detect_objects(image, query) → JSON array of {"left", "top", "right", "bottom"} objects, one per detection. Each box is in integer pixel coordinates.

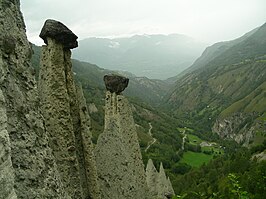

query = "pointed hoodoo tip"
[
  {"left": 160, "top": 162, "right": 164, "bottom": 169},
  {"left": 39, "top": 19, "right": 78, "bottom": 49},
  {"left": 104, "top": 74, "right": 129, "bottom": 94}
]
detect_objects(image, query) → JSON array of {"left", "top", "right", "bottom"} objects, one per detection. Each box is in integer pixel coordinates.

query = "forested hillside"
[
  {"left": 164, "top": 23, "right": 266, "bottom": 198},
  {"left": 164, "top": 23, "right": 266, "bottom": 145}
]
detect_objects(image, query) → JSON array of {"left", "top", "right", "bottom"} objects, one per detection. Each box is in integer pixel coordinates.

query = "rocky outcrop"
[
  {"left": 0, "top": 1, "right": 67, "bottom": 198},
  {"left": 103, "top": 74, "right": 129, "bottom": 94},
  {"left": 38, "top": 19, "right": 100, "bottom": 198},
  {"left": 212, "top": 113, "right": 258, "bottom": 146},
  {"left": 95, "top": 88, "right": 149, "bottom": 199},
  {"left": 146, "top": 160, "right": 175, "bottom": 199},
  {"left": 252, "top": 151, "right": 266, "bottom": 162}
]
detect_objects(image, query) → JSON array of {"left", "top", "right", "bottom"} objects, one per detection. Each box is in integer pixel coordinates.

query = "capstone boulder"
[
  {"left": 103, "top": 74, "right": 129, "bottom": 94},
  {"left": 39, "top": 19, "right": 78, "bottom": 49}
]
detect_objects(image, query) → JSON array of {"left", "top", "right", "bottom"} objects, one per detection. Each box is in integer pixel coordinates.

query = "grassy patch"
[
  {"left": 221, "top": 81, "right": 266, "bottom": 117},
  {"left": 180, "top": 151, "right": 213, "bottom": 168}
]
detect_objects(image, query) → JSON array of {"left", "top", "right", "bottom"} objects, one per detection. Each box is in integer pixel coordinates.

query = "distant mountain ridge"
[{"left": 73, "top": 34, "right": 206, "bottom": 79}]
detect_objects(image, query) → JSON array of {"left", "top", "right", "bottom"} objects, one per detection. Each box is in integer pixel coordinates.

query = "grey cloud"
[{"left": 20, "top": 0, "right": 266, "bottom": 45}]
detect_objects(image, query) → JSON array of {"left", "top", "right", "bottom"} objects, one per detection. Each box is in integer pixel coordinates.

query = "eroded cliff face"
[
  {"left": 95, "top": 91, "right": 150, "bottom": 199},
  {"left": 0, "top": 1, "right": 67, "bottom": 198},
  {"left": 212, "top": 113, "right": 258, "bottom": 146},
  {"left": 0, "top": 88, "right": 17, "bottom": 199},
  {"left": 38, "top": 20, "right": 100, "bottom": 199}
]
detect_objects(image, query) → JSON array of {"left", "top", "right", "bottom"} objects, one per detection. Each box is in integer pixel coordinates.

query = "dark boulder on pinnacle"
[
  {"left": 104, "top": 74, "right": 129, "bottom": 94},
  {"left": 39, "top": 19, "right": 78, "bottom": 49}
]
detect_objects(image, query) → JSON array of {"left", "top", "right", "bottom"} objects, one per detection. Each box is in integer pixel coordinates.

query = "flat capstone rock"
[
  {"left": 104, "top": 74, "right": 129, "bottom": 94},
  {"left": 39, "top": 19, "right": 78, "bottom": 49}
]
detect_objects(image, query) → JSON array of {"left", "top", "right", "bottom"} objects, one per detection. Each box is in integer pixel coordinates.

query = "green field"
[
  {"left": 180, "top": 133, "right": 223, "bottom": 167},
  {"left": 180, "top": 151, "right": 213, "bottom": 168}
]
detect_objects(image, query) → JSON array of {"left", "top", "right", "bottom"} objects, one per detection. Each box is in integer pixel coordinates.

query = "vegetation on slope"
[
  {"left": 164, "top": 23, "right": 266, "bottom": 143},
  {"left": 173, "top": 141, "right": 266, "bottom": 199},
  {"left": 161, "top": 23, "right": 266, "bottom": 198}
]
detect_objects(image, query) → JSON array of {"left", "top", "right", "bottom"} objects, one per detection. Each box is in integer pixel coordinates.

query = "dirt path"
[
  {"left": 145, "top": 123, "right": 157, "bottom": 152},
  {"left": 181, "top": 129, "right": 187, "bottom": 150}
]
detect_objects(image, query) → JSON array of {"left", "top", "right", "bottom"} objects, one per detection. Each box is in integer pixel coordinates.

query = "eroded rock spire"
[
  {"left": 95, "top": 75, "right": 150, "bottom": 198},
  {"left": 158, "top": 163, "right": 174, "bottom": 199},
  {"left": 39, "top": 19, "right": 100, "bottom": 199},
  {"left": 146, "top": 159, "right": 159, "bottom": 198},
  {"left": 145, "top": 160, "right": 175, "bottom": 199}
]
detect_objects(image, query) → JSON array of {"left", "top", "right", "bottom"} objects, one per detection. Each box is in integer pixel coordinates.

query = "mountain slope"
[
  {"left": 164, "top": 23, "right": 266, "bottom": 145},
  {"left": 186, "top": 26, "right": 259, "bottom": 72},
  {"left": 73, "top": 34, "right": 206, "bottom": 79},
  {"left": 71, "top": 59, "right": 170, "bottom": 106},
  {"left": 166, "top": 26, "right": 259, "bottom": 83}
]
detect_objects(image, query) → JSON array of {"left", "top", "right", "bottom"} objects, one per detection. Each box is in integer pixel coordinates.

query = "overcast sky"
[{"left": 20, "top": 0, "right": 266, "bottom": 45}]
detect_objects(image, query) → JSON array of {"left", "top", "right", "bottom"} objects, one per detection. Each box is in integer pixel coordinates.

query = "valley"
[
  {"left": 2, "top": 1, "right": 265, "bottom": 197},
  {"left": 29, "top": 22, "right": 266, "bottom": 198}
]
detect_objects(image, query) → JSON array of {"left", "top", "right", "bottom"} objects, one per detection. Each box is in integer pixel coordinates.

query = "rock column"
[
  {"left": 39, "top": 19, "right": 100, "bottom": 199},
  {"left": 95, "top": 75, "right": 150, "bottom": 199}
]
